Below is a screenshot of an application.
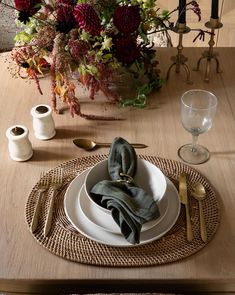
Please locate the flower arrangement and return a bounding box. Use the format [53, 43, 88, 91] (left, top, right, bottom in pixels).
[1, 0, 203, 118]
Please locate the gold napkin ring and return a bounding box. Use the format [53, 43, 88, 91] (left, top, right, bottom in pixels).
[116, 172, 133, 184]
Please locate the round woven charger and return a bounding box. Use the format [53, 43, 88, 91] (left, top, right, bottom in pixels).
[25, 155, 220, 267]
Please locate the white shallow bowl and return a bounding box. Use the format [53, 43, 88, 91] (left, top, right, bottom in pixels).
[84, 158, 167, 216]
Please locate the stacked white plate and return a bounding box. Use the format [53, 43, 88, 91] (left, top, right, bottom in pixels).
[64, 159, 180, 247]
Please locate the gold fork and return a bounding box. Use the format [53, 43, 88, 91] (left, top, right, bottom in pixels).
[44, 168, 63, 237]
[31, 172, 49, 233]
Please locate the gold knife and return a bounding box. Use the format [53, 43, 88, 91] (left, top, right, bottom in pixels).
[179, 172, 193, 242]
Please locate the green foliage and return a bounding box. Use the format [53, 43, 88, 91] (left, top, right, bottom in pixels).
[14, 31, 35, 43]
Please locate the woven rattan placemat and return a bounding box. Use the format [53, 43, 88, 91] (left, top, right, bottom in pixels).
[25, 155, 220, 266]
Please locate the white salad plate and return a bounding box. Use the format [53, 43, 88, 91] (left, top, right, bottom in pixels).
[79, 183, 169, 234]
[64, 168, 180, 247]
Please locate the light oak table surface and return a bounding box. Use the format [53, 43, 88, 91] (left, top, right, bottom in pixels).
[0, 48, 235, 294]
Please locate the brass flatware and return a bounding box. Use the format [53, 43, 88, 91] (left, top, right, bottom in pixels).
[192, 182, 207, 242]
[179, 172, 193, 242]
[31, 172, 49, 233]
[73, 138, 148, 151]
[44, 169, 63, 237]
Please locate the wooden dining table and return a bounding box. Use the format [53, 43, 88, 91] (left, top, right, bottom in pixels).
[0, 47, 235, 294]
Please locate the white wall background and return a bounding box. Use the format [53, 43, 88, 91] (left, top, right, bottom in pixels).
[0, 5, 18, 51]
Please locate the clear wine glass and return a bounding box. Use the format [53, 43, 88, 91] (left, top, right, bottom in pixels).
[178, 89, 218, 165]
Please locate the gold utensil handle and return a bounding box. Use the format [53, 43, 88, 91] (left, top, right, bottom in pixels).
[199, 201, 207, 242]
[185, 203, 193, 242]
[96, 143, 147, 148]
[131, 144, 148, 148]
[31, 191, 42, 233]
[44, 191, 56, 237]
[96, 142, 112, 147]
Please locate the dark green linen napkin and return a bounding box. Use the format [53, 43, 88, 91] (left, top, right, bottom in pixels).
[90, 137, 159, 244]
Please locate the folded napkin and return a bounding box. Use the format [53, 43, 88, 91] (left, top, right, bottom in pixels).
[90, 137, 159, 244]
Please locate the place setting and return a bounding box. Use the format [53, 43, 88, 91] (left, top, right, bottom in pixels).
[64, 138, 180, 247]
[25, 137, 220, 267]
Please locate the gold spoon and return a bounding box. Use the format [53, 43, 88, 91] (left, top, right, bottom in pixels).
[191, 182, 207, 242]
[73, 138, 148, 150]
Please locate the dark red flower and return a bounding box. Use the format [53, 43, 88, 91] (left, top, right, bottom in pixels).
[56, 4, 76, 33]
[115, 36, 140, 65]
[57, 0, 73, 5]
[15, 0, 31, 11]
[113, 5, 141, 34]
[14, 0, 42, 23]
[73, 4, 101, 36]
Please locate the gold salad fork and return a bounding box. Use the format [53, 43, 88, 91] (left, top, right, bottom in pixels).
[44, 168, 63, 237]
[31, 172, 49, 233]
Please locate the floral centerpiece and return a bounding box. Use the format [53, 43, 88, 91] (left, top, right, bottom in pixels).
[1, 0, 202, 118]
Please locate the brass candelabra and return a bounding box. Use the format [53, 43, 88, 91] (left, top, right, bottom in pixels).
[194, 18, 223, 82]
[166, 23, 192, 84]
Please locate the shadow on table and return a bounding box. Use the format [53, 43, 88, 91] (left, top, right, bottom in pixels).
[54, 127, 94, 140]
[29, 147, 76, 162]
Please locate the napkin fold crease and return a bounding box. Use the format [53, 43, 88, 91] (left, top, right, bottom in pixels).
[90, 137, 159, 244]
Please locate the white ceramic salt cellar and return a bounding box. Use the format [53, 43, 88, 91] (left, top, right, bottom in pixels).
[6, 125, 33, 161]
[31, 104, 56, 140]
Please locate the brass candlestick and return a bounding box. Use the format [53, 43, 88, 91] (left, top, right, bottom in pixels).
[194, 18, 223, 82]
[166, 23, 192, 84]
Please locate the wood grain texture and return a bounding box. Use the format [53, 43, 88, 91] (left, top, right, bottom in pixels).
[217, 0, 235, 46]
[0, 48, 235, 293]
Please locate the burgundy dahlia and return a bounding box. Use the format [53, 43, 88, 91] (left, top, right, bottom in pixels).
[14, 0, 42, 23]
[56, 5, 76, 33]
[57, 0, 75, 5]
[115, 36, 140, 65]
[15, 0, 31, 11]
[73, 4, 101, 36]
[113, 5, 141, 34]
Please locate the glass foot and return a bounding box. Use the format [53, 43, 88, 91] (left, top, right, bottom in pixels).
[178, 144, 210, 165]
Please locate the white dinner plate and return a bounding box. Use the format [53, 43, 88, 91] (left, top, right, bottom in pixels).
[64, 169, 181, 247]
[79, 183, 169, 234]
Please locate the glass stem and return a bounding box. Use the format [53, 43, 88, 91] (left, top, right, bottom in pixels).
[191, 134, 198, 153]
